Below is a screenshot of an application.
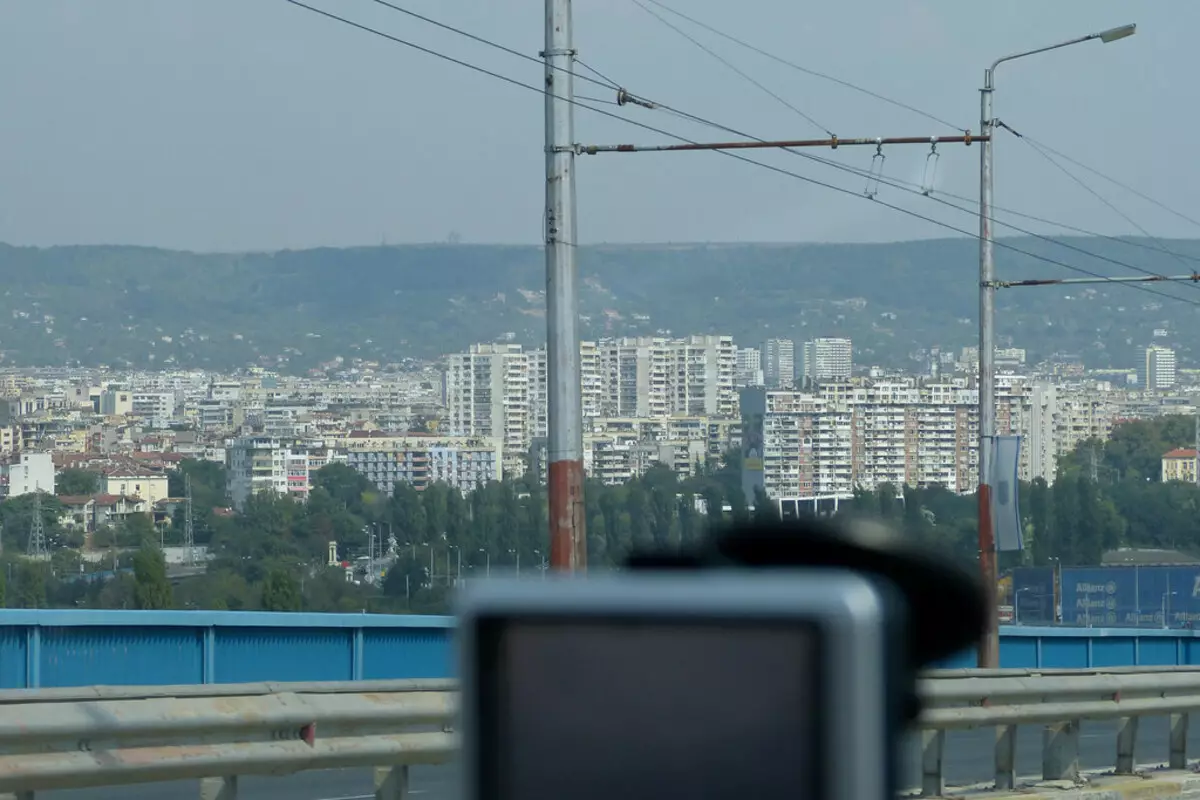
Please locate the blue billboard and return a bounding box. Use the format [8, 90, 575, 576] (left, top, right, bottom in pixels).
[1012, 567, 1056, 625]
[1060, 566, 1200, 628]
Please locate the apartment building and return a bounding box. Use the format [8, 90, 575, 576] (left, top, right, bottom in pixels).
[4, 452, 55, 498]
[131, 392, 176, 429]
[596, 336, 737, 418]
[762, 339, 795, 388]
[802, 338, 853, 382]
[736, 347, 763, 387]
[226, 436, 292, 511]
[443, 343, 531, 476]
[1143, 345, 1178, 391]
[1162, 448, 1198, 483]
[339, 431, 502, 495]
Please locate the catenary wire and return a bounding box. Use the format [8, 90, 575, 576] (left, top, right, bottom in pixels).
[355, 0, 1194, 272]
[573, 77, 1200, 289]
[361, 0, 624, 96]
[636, 0, 967, 133]
[1014, 130, 1200, 233]
[1003, 122, 1199, 272]
[280, 0, 1200, 308]
[629, 0, 832, 137]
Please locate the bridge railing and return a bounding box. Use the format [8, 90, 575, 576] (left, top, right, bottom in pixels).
[918, 668, 1200, 795]
[2, 669, 1200, 798]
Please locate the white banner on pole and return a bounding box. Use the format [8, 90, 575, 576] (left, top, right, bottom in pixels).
[990, 435, 1023, 552]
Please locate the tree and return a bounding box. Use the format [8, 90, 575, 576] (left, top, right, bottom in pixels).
[261, 569, 302, 612]
[132, 545, 173, 610]
[57, 468, 102, 496]
[15, 561, 47, 609]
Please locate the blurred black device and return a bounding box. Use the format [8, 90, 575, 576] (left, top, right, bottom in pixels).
[457, 516, 986, 800]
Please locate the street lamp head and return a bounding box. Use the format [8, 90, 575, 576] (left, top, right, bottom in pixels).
[1097, 24, 1136, 44]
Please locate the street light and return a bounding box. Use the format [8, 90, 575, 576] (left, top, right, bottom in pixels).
[976, 22, 1136, 668]
[1162, 591, 1178, 629]
[1015, 587, 1034, 626]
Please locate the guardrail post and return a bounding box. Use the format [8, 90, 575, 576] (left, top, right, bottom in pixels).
[1170, 712, 1189, 770]
[995, 724, 1016, 790]
[1116, 716, 1138, 774]
[1042, 719, 1080, 782]
[200, 776, 238, 800]
[375, 765, 409, 799]
[920, 729, 944, 797]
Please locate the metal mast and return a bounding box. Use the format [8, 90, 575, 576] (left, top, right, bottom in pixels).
[27, 488, 47, 560]
[543, 0, 586, 572]
[184, 474, 195, 566]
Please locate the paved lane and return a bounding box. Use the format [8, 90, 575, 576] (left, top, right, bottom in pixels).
[36, 718, 1200, 798]
[902, 716, 1199, 788]
[43, 764, 460, 800]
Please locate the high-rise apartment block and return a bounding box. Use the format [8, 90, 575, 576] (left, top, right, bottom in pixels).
[802, 338, 853, 383]
[736, 347, 763, 387]
[444, 336, 738, 473]
[1143, 345, 1177, 391]
[762, 339, 795, 388]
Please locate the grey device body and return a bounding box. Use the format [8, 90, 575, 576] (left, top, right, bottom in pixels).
[458, 568, 892, 800]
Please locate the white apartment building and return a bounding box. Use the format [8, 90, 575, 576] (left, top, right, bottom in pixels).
[597, 336, 737, 418]
[802, 338, 853, 382]
[1143, 345, 1177, 391]
[339, 432, 502, 495]
[99, 388, 133, 417]
[763, 339, 795, 388]
[226, 436, 291, 511]
[446, 337, 738, 474]
[132, 392, 176, 429]
[736, 347, 763, 387]
[443, 344, 531, 476]
[4, 452, 55, 498]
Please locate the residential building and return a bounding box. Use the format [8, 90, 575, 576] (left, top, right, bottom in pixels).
[5, 452, 55, 497]
[736, 347, 763, 387]
[443, 343, 531, 476]
[132, 392, 176, 429]
[762, 339, 795, 388]
[226, 436, 290, 511]
[340, 431, 502, 495]
[802, 338, 853, 382]
[1143, 345, 1177, 391]
[1163, 448, 1198, 483]
[103, 469, 170, 506]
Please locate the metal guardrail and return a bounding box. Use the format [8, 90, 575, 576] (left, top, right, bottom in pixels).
[917, 668, 1200, 796]
[2, 669, 1199, 798]
[0, 679, 457, 799]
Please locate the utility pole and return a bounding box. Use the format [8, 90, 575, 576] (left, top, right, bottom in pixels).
[543, 0, 586, 572]
[27, 488, 47, 561]
[976, 22, 1136, 669]
[184, 474, 195, 566]
[977, 63, 999, 671]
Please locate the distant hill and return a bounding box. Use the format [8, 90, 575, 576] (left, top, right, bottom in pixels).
[1, 237, 1198, 372]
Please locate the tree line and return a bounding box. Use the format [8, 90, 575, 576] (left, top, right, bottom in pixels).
[1, 414, 1196, 613]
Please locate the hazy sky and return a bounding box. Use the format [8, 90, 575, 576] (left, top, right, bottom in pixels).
[2, 1, 1192, 251]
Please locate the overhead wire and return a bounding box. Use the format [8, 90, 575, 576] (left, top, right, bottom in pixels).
[280, 0, 1200, 309]
[1014, 131, 1200, 233]
[635, 0, 967, 133]
[628, 0, 833, 137]
[620, 0, 1200, 284]
[1000, 121, 1200, 273]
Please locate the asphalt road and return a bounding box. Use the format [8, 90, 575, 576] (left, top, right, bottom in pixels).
[42, 764, 461, 800]
[36, 719, 1200, 798]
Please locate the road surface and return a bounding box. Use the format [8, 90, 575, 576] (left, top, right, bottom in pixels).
[40, 717, 1200, 798]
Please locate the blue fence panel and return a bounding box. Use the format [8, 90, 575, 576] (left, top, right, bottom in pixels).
[11, 610, 1200, 686]
[1011, 567, 1056, 625]
[0, 610, 455, 688]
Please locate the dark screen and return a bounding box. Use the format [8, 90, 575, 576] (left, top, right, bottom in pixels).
[480, 617, 822, 800]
